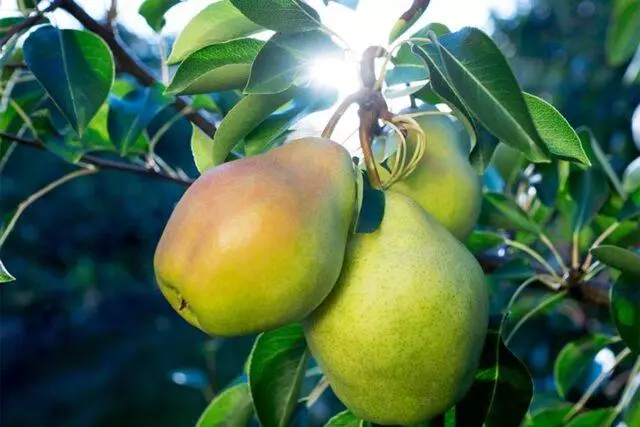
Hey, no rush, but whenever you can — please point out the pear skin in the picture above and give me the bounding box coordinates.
[378,112,482,240]
[154,138,356,336]
[304,191,489,425]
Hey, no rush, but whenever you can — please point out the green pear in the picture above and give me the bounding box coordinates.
[304,191,489,425]
[377,111,482,240]
[154,138,356,336]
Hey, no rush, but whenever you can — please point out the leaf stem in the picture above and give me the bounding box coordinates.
[582,222,621,270]
[504,290,568,345]
[582,264,607,282]
[0,166,97,250]
[305,376,330,408]
[564,348,633,423]
[504,238,560,280]
[572,231,581,269]
[540,233,569,274]
[604,355,640,426]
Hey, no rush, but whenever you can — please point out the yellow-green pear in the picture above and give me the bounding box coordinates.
[304,191,489,425]
[154,138,356,336]
[378,111,482,240]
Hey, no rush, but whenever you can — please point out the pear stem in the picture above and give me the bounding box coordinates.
[359,109,383,189]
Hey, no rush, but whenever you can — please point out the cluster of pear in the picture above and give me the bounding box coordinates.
[154,110,489,425]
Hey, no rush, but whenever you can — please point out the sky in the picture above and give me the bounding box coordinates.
[1,0,524,150]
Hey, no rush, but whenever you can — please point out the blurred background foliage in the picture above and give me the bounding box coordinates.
[1,0,638,426]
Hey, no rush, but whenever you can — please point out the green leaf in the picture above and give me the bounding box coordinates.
[386,23,450,86]
[0,259,15,283]
[623,157,640,194]
[591,245,640,277]
[625,376,640,424]
[566,408,616,426]
[324,411,366,427]
[139,0,181,32]
[211,88,297,166]
[230,0,321,33]
[523,93,589,165]
[431,28,550,163]
[411,43,477,145]
[245,30,343,94]
[166,39,264,95]
[469,127,500,174]
[466,230,505,253]
[525,406,571,427]
[355,170,385,234]
[191,125,216,174]
[190,95,222,114]
[412,84,441,105]
[388,0,431,43]
[479,192,540,233]
[569,167,610,233]
[167,0,263,64]
[196,383,254,427]
[554,334,618,399]
[456,331,533,427]
[23,26,114,136]
[107,85,170,156]
[410,41,500,173]
[578,128,626,198]
[248,324,308,427]
[606,0,640,66]
[244,86,337,155]
[31,109,115,163]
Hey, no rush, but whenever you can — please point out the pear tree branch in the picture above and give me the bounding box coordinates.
[57,0,217,137]
[0,0,64,47]
[0,132,193,186]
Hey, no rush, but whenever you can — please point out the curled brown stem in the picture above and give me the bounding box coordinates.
[321,88,392,139]
[360,46,387,89]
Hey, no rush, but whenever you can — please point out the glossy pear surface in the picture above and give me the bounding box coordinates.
[304,191,489,425]
[155,138,356,336]
[379,112,482,240]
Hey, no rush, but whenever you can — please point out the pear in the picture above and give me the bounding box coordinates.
[377,111,482,240]
[304,191,489,425]
[154,138,356,336]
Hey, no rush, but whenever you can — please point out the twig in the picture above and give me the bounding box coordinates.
[564,347,632,423]
[505,290,568,345]
[0,166,97,249]
[57,0,217,138]
[582,222,621,270]
[572,231,581,268]
[604,355,640,426]
[0,0,63,47]
[0,131,193,186]
[540,233,569,274]
[305,376,330,408]
[504,238,560,281]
